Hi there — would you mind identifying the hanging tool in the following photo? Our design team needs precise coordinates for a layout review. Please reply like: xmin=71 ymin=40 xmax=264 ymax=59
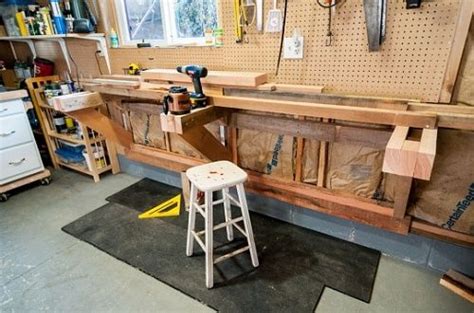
xmin=233 ymin=0 xmax=243 ymax=42
xmin=363 ymin=0 xmax=387 ymax=51
xmin=233 ymin=0 xmax=256 ymax=43
xmin=266 ymin=0 xmax=283 ymax=33
xmin=315 ymin=0 xmax=338 ymax=46
xmin=176 ymin=65 xmax=208 ymax=108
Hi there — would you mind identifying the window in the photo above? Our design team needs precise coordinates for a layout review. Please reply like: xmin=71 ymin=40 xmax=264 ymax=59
xmin=115 ymin=0 xmax=219 ymax=46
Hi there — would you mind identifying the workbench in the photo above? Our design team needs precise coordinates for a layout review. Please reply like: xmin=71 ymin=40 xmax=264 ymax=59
xmin=53 ymin=75 xmax=474 ymax=246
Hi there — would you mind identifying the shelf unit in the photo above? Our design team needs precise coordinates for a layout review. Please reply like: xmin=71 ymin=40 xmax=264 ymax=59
xmin=26 ymin=76 xmax=119 ymax=182
xmin=0 ymin=33 xmax=111 ymax=74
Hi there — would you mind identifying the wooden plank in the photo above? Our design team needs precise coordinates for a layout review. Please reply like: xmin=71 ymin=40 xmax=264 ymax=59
xmin=439 ymin=0 xmax=473 ymax=103
xmin=53 ymin=92 xmax=104 ymax=112
xmin=414 ymin=128 xmax=438 ymax=180
xmin=127 ymin=144 xmax=204 ymax=172
xmin=411 ymin=220 xmax=474 ymax=247
xmin=211 ymin=95 xmax=437 ymax=129
xmin=246 ymin=172 xmax=410 ymax=234
xmin=167 ymin=106 xmax=227 ymax=134
xmin=440 ymin=275 xmax=474 ymax=303
xmin=392 ymin=175 xmax=413 ymax=219
xmin=180 ymin=125 xmax=232 ymax=161
xmin=317 ymin=141 xmax=328 ymax=187
xmin=446 ymin=269 xmax=474 ymax=290
xmin=436 ymin=113 xmax=474 ymax=131
xmin=141 ymin=69 xmax=268 ymax=87
xmin=295 ymin=116 xmax=305 ymax=182
xmin=256 ymin=83 xmax=324 ymax=94
xmin=84 ymin=84 xmax=165 ymax=99
xmin=230 ymin=127 xmax=238 ymax=163
xmin=90 ymin=78 xmax=141 ymax=88
xmin=0 ymin=169 xmax=50 ymax=193
xmin=0 ymin=89 xmax=27 ymax=101
xmin=66 ymin=108 xmax=133 ymax=150
xmin=231 ymin=112 xmax=392 ymax=149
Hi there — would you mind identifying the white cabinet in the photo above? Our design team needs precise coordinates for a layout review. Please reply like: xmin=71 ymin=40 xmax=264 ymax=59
xmin=0 ymin=94 xmax=44 ymax=185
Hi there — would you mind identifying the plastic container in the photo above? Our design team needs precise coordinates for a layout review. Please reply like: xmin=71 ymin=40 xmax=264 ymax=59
xmin=82 ymin=147 xmax=106 ymax=171
xmin=0 ymin=0 xmax=35 ymax=36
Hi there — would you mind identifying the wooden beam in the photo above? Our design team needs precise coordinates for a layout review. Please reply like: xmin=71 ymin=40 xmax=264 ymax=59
xmin=180 ymin=125 xmax=232 ymax=161
xmin=66 ymin=108 xmax=133 ymax=150
xmin=439 ymin=0 xmax=473 ymax=103
xmin=212 ymin=95 xmax=437 ymax=129
xmin=246 ymin=172 xmax=410 ymax=234
xmin=53 ymin=92 xmax=104 ymax=112
xmin=82 ymin=78 xmax=141 ymax=88
xmin=231 ymin=112 xmax=392 ymax=149
xmin=160 ymin=106 xmax=227 ymax=134
xmin=383 ymin=127 xmax=420 ymax=177
xmin=411 ymin=220 xmax=474 ymax=247
xmin=141 ymin=69 xmax=268 ymax=87
xmin=414 ymin=128 xmax=437 ymax=180
xmin=84 ymin=84 xmax=165 ymax=99
xmin=392 ymin=175 xmax=413 ymax=219
xmin=440 ymin=272 xmax=474 ymax=303
xmin=256 ymin=83 xmax=324 ymax=94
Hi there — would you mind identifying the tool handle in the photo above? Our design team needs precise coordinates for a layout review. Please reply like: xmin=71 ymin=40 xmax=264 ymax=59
xmin=162 ymin=95 xmax=170 ymax=114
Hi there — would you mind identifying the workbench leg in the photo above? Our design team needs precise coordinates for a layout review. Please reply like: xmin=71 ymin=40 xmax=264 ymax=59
xmin=392 ymin=175 xmax=413 ymax=219
xmin=181 ymin=172 xmax=191 ymax=210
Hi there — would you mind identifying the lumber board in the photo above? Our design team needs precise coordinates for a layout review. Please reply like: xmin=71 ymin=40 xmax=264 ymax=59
xmin=446 ymin=269 xmax=474 ymax=290
xmin=256 ymin=83 xmax=324 ymax=94
xmin=413 ymin=128 xmax=438 ymax=180
xmin=180 ymin=125 xmax=232 ymax=161
xmin=410 ymin=220 xmax=474 ymax=247
xmin=52 ymin=92 xmax=104 ymax=112
xmin=231 ymin=112 xmax=393 ymax=149
xmin=392 ymin=175 xmax=413 ymax=219
xmin=66 ymin=108 xmax=133 ymax=150
xmin=141 ymin=69 xmax=268 ymax=88
xmin=439 ymin=0 xmax=474 ymax=103
xmin=246 ymin=173 xmax=410 ymax=234
xmin=440 ymin=275 xmax=474 ymax=303
xmin=211 ymin=95 xmax=437 ymax=129
xmin=89 ymin=78 xmax=141 ymax=88
xmin=84 ymin=84 xmax=165 ymax=99
xmin=0 ymin=89 xmax=27 ymax=101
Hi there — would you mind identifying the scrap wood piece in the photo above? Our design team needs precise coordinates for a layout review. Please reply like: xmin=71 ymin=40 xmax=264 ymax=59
xmin=180 ymin=125 xmax=232 ymax=161
xmin=141 ymin=69 xmax=268 ymax=87
xmin=53 ymin=92 xmax=104 ymax=112
xmin=66 ymin=108 xmax=133 ymax=151
xmin=383 ymin=126 xmax=438 ymax=180
xmin=256 ymin=83 xmax=324 ymax=94
xmin=440 ymin=269 xmax=474 ymax=303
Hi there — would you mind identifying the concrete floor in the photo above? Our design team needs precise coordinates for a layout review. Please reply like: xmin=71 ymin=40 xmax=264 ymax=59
xmin=1 ymin=169 xmax=472 ymax=313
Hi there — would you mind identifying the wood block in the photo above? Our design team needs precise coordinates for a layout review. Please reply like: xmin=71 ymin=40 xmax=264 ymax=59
xmin=160 ymin=113 xmax=177 ymax=133
xmin=141 ymin=69 xmax=268 ymax=87
xmin=414 ymin=128 xmax=437 ymax=180
xmin=53 ymin=92 xmax=104 ymax=112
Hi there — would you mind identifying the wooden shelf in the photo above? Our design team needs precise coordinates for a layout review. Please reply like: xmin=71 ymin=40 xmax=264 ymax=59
xmin=58 ymin=161 xmax=112 ymax=177
xmin=47 ymin=130 xmax=105 ymax=145
xmin=0 ymin=33 xmax=105 ymax=40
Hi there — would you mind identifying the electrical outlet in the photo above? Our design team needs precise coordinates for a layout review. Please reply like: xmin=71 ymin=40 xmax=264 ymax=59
xmin=283 ymin=36 xmax=304 ymax=59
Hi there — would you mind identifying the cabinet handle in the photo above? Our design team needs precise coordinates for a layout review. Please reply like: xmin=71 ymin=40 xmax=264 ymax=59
xmin=8 ymin=158 xmax=26 ymax=166
xmin=0 ymin=108 xmax=7 ymax=113
xmin=0 ymin=130 xmax=16 ymax=137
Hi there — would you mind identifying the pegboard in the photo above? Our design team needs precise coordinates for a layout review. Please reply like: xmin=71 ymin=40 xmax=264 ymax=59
xmin=107 ymin=0 xmax=465 ymax=102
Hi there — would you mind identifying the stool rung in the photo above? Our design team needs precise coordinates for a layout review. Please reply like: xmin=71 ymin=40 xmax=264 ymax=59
xmin=191 ymin=231 xmax=206 ymax=251
xmin=214 ymin=246 xmax=250 ymax=264
xmin=195 ymin=217 xmax=244 ymax=237
xmin=192 ymin=202 xmax=206 ymax=217
xmin=233 ymin=222 xmax=248 ymax=237
xmin=223 ymin=192 xmax=241 ymax=207
xmin=192 ymin=199 xmax=225 ymax=217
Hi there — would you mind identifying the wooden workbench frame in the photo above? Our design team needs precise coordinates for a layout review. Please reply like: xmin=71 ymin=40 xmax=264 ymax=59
xmin=75 ymin=81 xmax=474 ymax=245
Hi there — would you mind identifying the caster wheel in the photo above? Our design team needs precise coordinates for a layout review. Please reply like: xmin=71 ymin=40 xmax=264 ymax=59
xmin=0 ymin=193 xmax=8 ymax=202
xmin=40 ymin=177 xmax=51 ymax=185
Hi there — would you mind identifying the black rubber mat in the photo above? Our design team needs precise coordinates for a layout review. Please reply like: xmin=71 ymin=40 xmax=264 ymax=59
xmin=63 ymin=179 xmax=380 ymax=312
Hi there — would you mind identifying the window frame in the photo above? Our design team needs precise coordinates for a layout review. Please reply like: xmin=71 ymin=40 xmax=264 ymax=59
xmin=115 ymin=0 xmax=218 ymax=47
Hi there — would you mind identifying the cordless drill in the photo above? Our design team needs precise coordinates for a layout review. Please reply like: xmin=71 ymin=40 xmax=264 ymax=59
xmin=176 ymin=65 xmax=208 ymax=108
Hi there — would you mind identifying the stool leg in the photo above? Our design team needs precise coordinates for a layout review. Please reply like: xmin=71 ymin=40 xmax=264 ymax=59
xmin=236 ymin=183 xmax=259 ymax=268
xmin=186 ymin=183 xmax=198 ymax=257
xmin=223 ymin=187 xmax=234 ymax=241
xmin=205 ymin=191 xmax=214 ymax=288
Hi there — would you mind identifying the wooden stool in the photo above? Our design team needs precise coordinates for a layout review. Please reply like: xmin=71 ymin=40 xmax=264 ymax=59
xmin=186 ymin=161 xmax=259 ymax=288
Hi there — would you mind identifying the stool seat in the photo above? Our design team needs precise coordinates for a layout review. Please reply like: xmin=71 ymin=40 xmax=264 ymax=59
xmin=186 ymin=160 xmax=247 ymax=192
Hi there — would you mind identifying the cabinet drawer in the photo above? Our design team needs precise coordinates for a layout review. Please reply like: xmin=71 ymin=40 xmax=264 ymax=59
xmin=0 ymin=142 xmax=43 ymax=184
xmin=0 ymin=99 xmax=24 ymax=117
xmin=0 ymin=114 xmax=34 ymax=150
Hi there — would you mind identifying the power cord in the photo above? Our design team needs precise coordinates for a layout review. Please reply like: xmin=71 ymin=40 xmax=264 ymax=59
xmin=275 ymin=0 xmax=289 ymax=77
xmin=64 ymin=33 xmax=81 ymax=87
